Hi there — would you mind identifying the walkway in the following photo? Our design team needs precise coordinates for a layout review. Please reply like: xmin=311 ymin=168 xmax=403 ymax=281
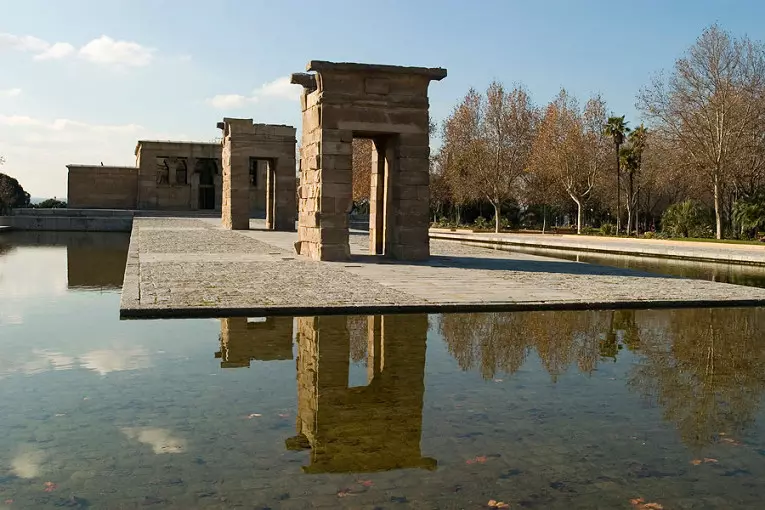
xmin=430 ymin=230 xmax=765 ymax=266
xmin=119 ymin=217 xmax=765 ymax=318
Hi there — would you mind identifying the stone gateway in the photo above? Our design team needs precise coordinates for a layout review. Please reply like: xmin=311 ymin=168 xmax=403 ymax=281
xmin=291 ymin=61 xmax=446 ymax=261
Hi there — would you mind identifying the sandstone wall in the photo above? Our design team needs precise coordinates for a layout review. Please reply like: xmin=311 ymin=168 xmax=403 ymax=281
xmin=67 ymin=165 xmax=138 ymax=209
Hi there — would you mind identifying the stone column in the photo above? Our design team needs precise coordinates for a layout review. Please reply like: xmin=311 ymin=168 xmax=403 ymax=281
xmin=274 ymin=157 xmax=297 ymax=231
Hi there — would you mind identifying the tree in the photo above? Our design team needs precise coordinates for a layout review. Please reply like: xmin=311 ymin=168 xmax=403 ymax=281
xmin=638 ymin=24 xmax=765 ymax=239
xmin=440 ymin=89 xmax=482 ymax=224
xmin=620 ymin=145 xmax=639 ymax=234
xmin=351 ymin=138 xmax=373 ymax=206
xmin=627 ymin=124 xmax=648 ymax=234
xmin=0 ymin=171 xmax=31 ymax=214
xmin=529 ymin=90 xmax=608 ymax=234
xmin=603 ymin=116 xmax=630 ymax=233
xmin=440 ymin=83 xmax=537 ymax=232
xmin=34 ymin=198 xmax=67 ymax=209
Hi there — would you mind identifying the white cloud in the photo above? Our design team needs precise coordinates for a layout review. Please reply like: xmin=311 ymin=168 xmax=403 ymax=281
xmin=0 ymin=115 xmax=143 ymax=133
xmin=0 ymin=32 xmax=154 ymax=67
xmin=79 ymin=35 xmax=154 ymax=67
xmin=0 ymin=113 xmax=188 ymax=197
xmin=206 ymin=76 xmax=299 ymax=110
xmin=34 ymin=42 xmax=75 ymax=60
xmin=0 ymin=33 xmax=49 ymax=53
xmin=207 ymin=93 xmax=254 ymax=109
xmin=0 ymin=88 xmax=22 ymax=97
xmin=256 ymin=76 xmax=299 ymax=101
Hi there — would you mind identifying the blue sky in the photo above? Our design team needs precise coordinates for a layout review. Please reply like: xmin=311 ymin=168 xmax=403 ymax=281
xmin=2 ymin=0 xmax=764 ymax=198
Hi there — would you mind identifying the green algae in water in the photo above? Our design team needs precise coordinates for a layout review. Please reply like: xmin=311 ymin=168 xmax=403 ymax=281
xmin=1 ymin=233 xmax=765 ymax=508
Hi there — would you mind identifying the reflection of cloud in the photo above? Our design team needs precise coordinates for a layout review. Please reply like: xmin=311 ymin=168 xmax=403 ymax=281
xmin=80 ymin=347 xmax=150 ymax=375
xmin=11 ymin=446 xmax=46 ymax=478
xmin=0 ymin=311 xmax=23 ymax=325
xmin=121 ymin=427 xmax=186 ymax=454
xmin=0 ymin=350 xmax=75 ymax=379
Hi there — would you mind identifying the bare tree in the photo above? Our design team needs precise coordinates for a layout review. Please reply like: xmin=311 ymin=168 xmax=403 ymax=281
xmin=529 ymin=90 xmax=608 ymax=234
xmin=638 ymin=24 xmax=765 ymax=239
xmin=439 ymin=83 xmax=537 ymax=232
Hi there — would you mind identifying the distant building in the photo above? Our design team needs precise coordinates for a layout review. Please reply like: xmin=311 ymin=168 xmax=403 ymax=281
xmin=67 ymin=140 xmax=268 ymax=212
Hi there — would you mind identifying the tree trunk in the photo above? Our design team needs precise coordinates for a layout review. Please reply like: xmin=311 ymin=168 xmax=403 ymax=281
xmin=626 ymin=173 xmax=634 ymax=236
xmin=542 ymin=204 xmax=547 ymax=234
xmin=571 ymin=195 xmax=583 ymax=234
xmin=615 ymin=144 xmax=621 ymax=234
xmin=493 ymin=202 xmax=501 ymax=233
xmin=456 ymin=204 xmax=461 ymax=226
xmin=714 ymin=173 xmax=722 ymax=239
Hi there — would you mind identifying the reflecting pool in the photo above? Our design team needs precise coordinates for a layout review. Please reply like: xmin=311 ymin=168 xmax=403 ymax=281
xmin=2 ymin=232 xmax=765 ymax=508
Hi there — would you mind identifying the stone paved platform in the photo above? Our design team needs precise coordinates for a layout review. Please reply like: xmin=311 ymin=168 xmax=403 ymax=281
xmin=120 ymin=217 xmax=765 ymax=318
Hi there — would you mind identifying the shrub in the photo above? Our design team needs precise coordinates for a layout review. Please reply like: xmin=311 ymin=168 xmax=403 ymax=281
xmin=34 ymin=198 xmax=67 ymax=209
xmin=473 ymin=216 xmax=491 ymax=230
xmin=661 ymin=200 xmax=714 ymax=238
xmin=599 ymin=222 xmax=616 ymax=236
xmin=580 ymin=226 xmax=597 ymax=235
xmin=643 ymin=231 xmax=655 ymax=239
xmin=733 ymin=194 xmax=765 ymax=238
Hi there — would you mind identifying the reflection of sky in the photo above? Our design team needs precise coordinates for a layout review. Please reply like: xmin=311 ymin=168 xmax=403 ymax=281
xmin=0 ymin=239 xmax=219 ymax=379
xmin=0 ymin=246 xmax=68 ymax=326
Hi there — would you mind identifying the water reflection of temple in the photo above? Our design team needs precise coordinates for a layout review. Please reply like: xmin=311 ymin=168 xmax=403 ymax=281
xmin=285 ymin=315 xmax=437 ymax=473
xmin=215 ymin=317 xmax=294 ymax=368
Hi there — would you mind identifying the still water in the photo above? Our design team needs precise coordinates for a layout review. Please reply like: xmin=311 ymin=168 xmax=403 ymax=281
xmin=2 ymin=232 xmax=765 ymax=509
xmin=477 ymin=243 xmax=765 ymax=289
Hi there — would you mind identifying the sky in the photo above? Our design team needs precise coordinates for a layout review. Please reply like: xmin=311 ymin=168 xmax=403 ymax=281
xmin=2 ymin=0 xmax=765 ymax=199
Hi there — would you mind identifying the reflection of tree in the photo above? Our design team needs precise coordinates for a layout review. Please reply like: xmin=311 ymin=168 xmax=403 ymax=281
xmin=439 ymin=310 xmax=612 ymax=380
xmin=628 ymin=308 xmax=765 ymax=447
xmin=440 ymin=313 xmax=529 ymax=380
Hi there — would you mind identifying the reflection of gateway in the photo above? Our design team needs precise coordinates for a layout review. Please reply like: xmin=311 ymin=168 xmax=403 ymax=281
xmin=215 ymin=317 xmax=294 ymax=368
xmin=286 ymin=315 xmax=437 ymax=473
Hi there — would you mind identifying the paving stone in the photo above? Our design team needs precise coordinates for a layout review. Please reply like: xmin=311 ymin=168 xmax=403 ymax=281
xmin=120 ymin=218 xmax=765 ymax=318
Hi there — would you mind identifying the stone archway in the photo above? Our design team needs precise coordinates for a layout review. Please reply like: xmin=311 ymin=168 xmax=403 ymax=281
xmin=291 ymin=61 xmax=446 ymax=261
xmin=218 ymin=118 xmax=297 ymax=231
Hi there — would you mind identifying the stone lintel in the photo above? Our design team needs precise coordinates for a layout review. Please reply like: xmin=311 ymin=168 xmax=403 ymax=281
xmin=291 ymin=73 xmax=317 ymax=91
xmin=306 ymin=61 xmax=447 ymax=81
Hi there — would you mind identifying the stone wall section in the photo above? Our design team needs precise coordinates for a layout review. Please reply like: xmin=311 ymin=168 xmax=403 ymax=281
xmin=67 ymin=165 xmax=138 ymax=209
xmin=135 ymin=141 xmax=223 ymax=211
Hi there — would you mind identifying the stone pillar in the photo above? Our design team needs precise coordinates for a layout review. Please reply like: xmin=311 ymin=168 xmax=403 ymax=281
xmin=265 ymin=161 xmax=274 ymax=229
xmin=389 ymin=133 xmax=430 ymax=260
xmin=369 ymin=140 xmax=387 ymax=255
xmin=295 ymin=105 xmax=353 ymax=260
xmin=221 ymin=119 xmax=255 ymax=230
xmin=274 ymin=158 xmax=297 ymax=231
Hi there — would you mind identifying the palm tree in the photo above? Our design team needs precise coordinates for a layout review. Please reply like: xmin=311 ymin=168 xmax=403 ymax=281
xmin=603 ymin=116 xmax=630 ymax=233
xmin=620 ymin=146 xmax=639 ymax=235
xmin=628 ymin=124 xmax=648 ymax=234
